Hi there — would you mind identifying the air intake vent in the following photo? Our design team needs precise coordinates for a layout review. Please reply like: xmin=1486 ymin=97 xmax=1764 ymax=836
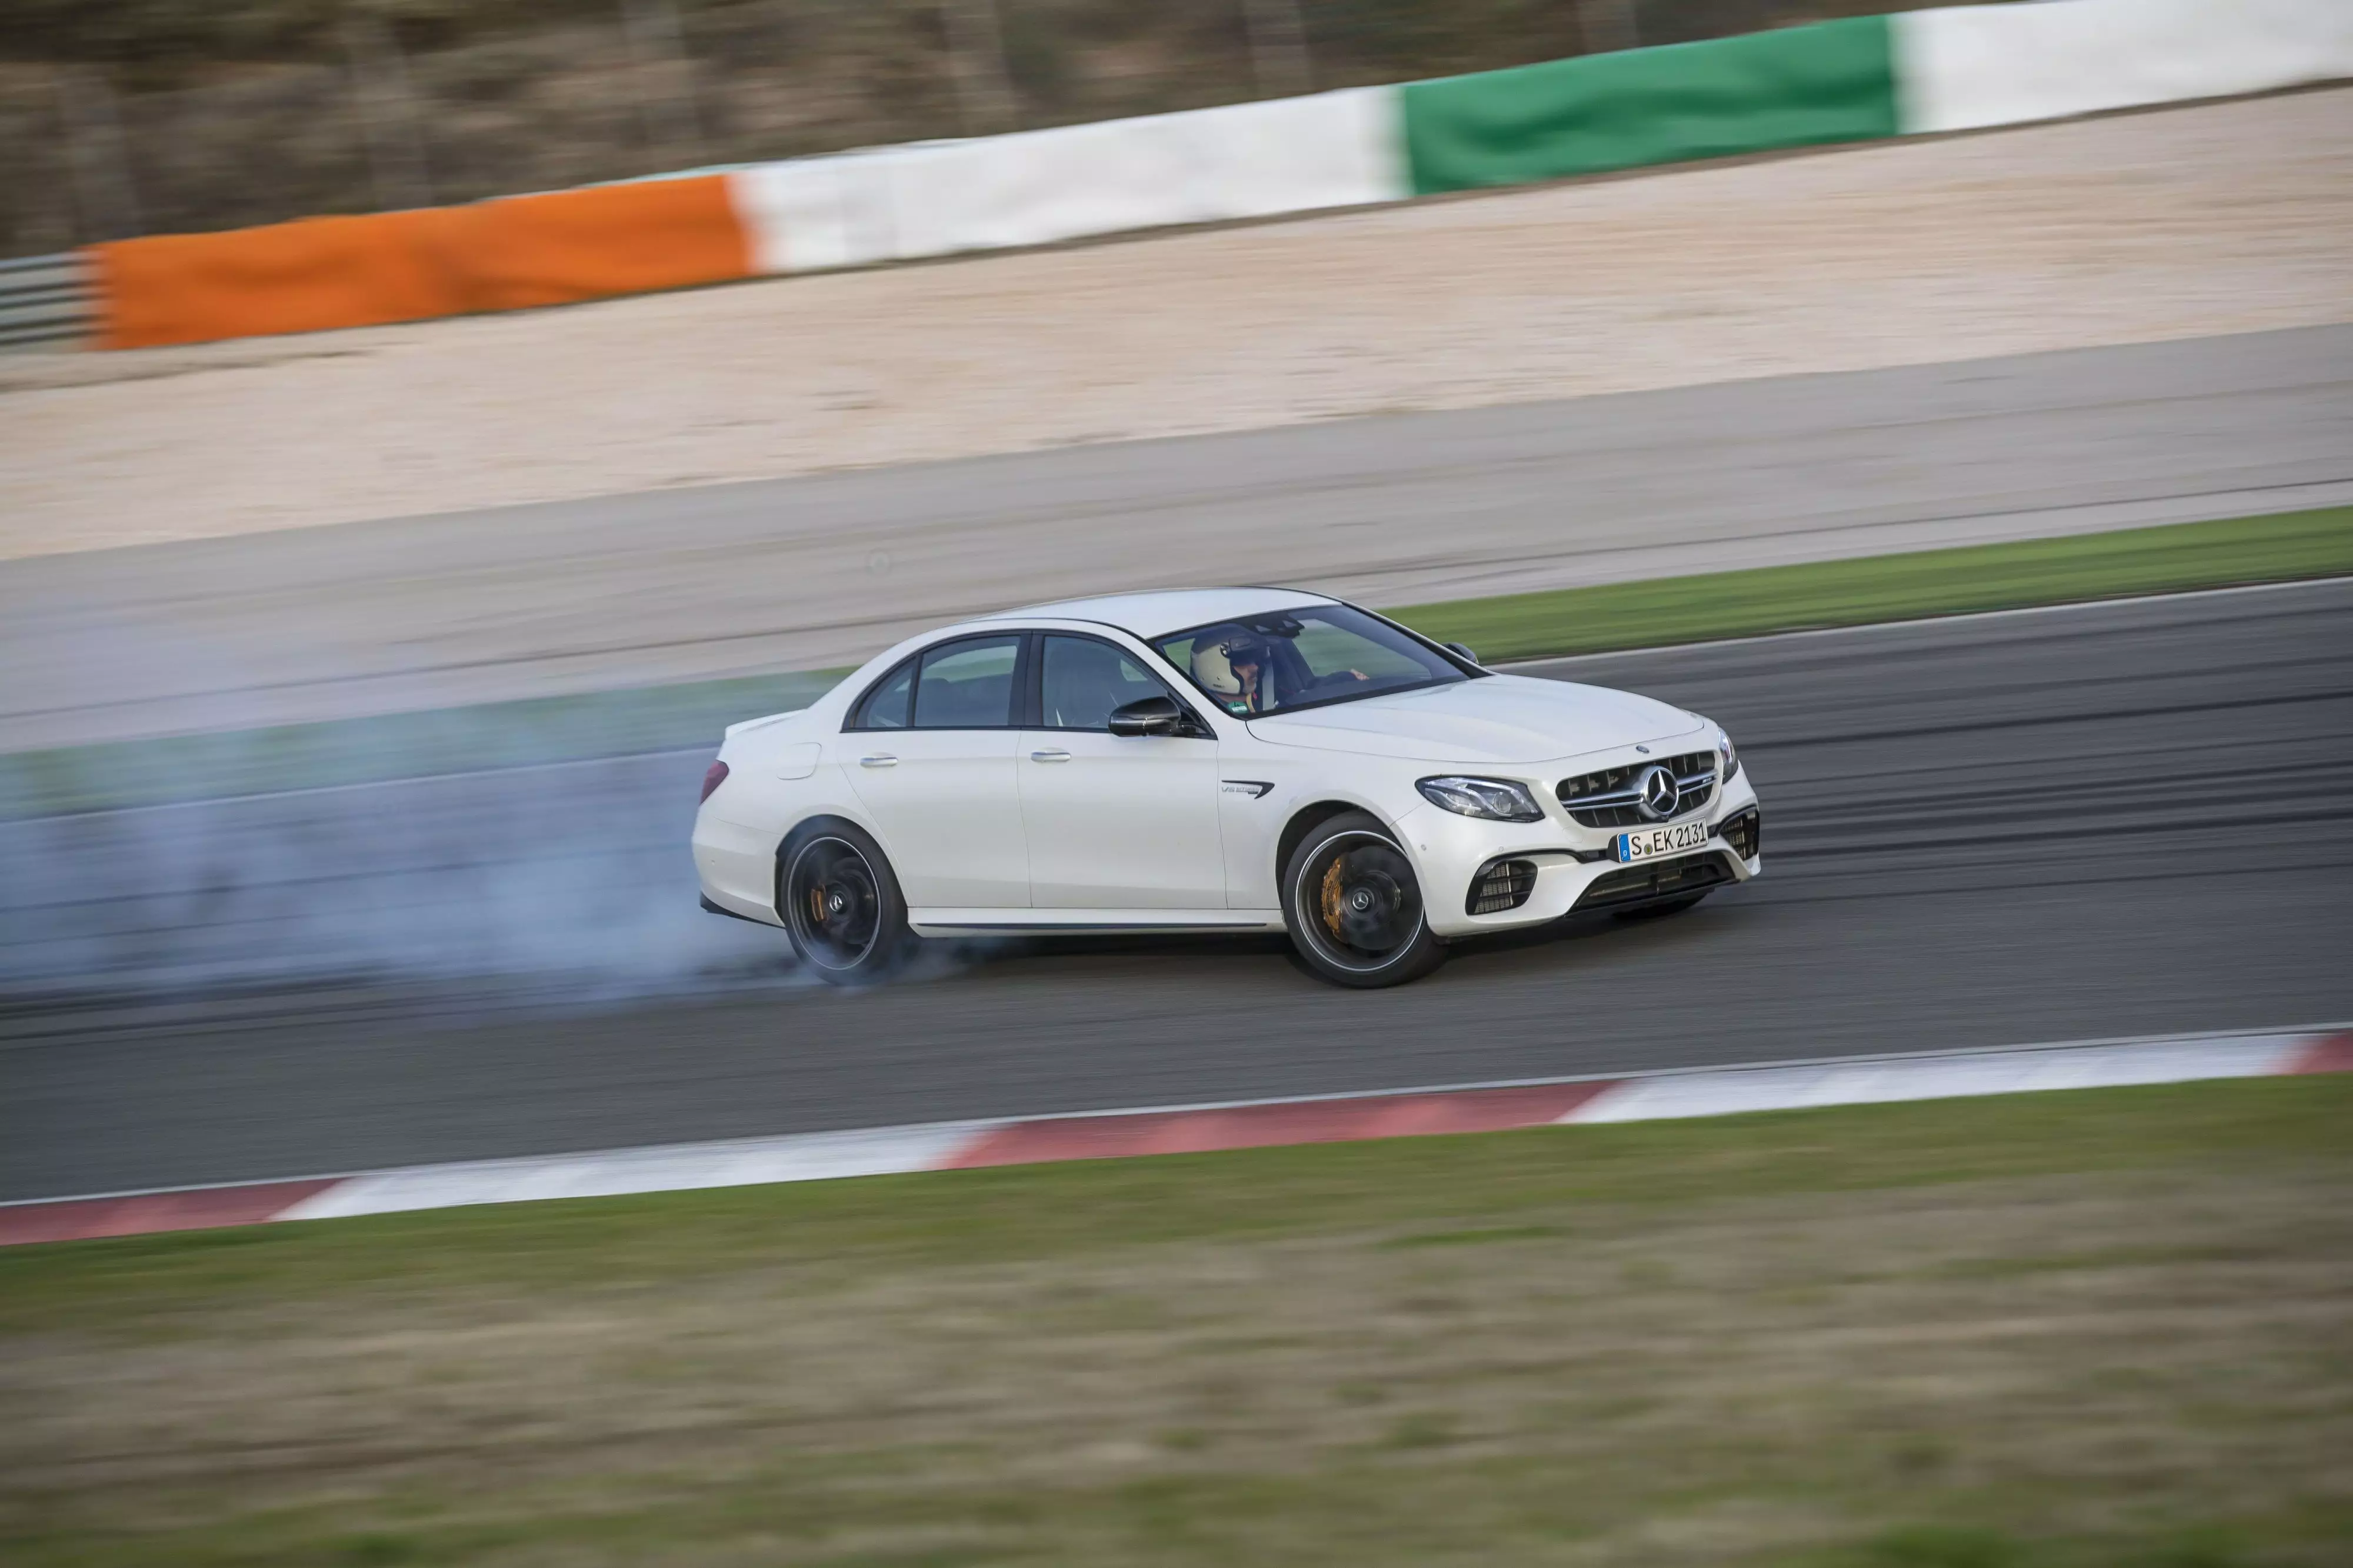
xmin=1575 ymin=852 xmax=1735 ymax=912
xmin=1556 ymin=751 xmax=1715 ymax=828
xmin=1467 ymin=858 xmax=1537 ymax=916
xmin=1719 ymin=807 xmax=1761 ymax=860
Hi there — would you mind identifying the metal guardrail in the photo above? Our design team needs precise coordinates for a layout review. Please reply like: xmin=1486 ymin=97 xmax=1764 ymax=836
xmin=0 ymin=253 xmax=95 ymax=352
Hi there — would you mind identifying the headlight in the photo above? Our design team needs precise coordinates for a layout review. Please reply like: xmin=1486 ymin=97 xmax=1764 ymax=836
xmin=1717 ymin=726 xmax=1740 ymax=784
xmin=1417 ymin=776 xmax=1544 ymax=823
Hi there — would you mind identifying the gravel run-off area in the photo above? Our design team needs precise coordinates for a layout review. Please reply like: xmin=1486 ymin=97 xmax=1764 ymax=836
xmin=2 ymin=87 xmax=2349 ymax=562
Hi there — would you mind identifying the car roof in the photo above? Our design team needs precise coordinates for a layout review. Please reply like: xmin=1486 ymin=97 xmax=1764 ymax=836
xmin=990 ymin=586 xmax=1339 ymax=640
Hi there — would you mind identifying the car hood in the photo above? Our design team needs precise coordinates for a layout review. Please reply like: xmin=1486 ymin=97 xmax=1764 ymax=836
xmin=1247 ymin=675 xmax=1704 ymax=764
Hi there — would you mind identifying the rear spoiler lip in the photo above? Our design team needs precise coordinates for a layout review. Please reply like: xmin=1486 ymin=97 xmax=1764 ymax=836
xmin=722 ymin=708 xmax=808 ymax=743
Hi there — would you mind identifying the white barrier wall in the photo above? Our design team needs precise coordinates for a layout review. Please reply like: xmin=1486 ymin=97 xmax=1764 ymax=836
xmin=732 ymin=86 xmax=1408 ymax=275
xmin=735 ymin=3 xmax=2353 ymax=279
xmin=1896 ymin=0 xmax=2353 ymax=135
xmin=72 ymin=4 xmax=2353 ymax=349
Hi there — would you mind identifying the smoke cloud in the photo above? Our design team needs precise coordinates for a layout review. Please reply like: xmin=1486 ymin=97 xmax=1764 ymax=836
xmin=0 ymin=748 xmax=795 ymax=1002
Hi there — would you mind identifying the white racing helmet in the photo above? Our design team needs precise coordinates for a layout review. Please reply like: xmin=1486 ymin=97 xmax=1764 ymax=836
xmin=1191 ymin=629 xmax=1271 ymax=701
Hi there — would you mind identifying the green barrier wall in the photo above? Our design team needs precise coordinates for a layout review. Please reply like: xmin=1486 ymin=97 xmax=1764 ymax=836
xmin=1402 ymin=16 xmax=1899 ymax=195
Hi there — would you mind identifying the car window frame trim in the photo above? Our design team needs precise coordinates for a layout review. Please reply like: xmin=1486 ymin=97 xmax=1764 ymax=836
xmin=842 ymin=631 xmax=1031 ymax=733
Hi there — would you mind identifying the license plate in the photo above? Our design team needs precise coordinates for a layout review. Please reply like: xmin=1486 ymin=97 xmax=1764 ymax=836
xmin=1615 ymin=819 xmax=1711 ymax=863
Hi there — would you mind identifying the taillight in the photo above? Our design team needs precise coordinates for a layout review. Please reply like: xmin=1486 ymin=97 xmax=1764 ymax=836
xmin=699 ymin=760 xmax=729 ymax=803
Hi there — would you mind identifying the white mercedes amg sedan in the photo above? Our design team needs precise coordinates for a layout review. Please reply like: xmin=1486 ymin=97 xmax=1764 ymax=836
xmin=693 ymin=588 xmax=1760 ymax=987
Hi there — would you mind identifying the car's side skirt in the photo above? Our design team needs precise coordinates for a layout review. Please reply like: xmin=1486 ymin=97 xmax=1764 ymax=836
xmin=909 ymin=909 xmax=1284 ymax=936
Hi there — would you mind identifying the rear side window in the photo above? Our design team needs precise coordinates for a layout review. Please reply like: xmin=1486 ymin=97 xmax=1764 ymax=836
xmin=912 ymin=636 xmax=1021 ymax=728
xmin=849 ymin=659 xmax=915 ymax=730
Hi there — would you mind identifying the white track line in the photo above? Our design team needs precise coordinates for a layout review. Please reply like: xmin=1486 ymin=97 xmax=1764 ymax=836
xmin=1564 ymin=1033 xmax=2316 ymax=1123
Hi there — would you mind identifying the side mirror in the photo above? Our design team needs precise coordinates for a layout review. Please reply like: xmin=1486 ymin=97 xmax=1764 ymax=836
xmin=1443 ymin=642 xmax=1481 ymax=666
xmin=1108 ymin=694 xmax=1190 ymax=737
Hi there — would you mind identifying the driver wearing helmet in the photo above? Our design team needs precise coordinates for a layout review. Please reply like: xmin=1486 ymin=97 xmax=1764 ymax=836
xmin=1192 ymin=629 xmax=1274 ymax=715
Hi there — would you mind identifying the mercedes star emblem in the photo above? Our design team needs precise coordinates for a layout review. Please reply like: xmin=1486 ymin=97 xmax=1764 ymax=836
xmin=1635 ymin=763 xmax=1679 ymax=820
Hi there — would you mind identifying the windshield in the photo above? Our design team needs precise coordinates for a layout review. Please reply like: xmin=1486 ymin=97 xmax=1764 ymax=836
xmin=1154 ymin=604 xmax=1469 ymax=718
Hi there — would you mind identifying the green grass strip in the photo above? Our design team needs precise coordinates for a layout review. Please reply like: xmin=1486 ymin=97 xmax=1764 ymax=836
xmin=8 ymin=1074 xmax=2348 ymax=1567
xmin=3 ymin=1073 xmax=2345 ymax=1332
xmin=3 ymin=506 xmax=2344 ymax=818
xmin=1390 ymin=504 xmax=2353 ymax=664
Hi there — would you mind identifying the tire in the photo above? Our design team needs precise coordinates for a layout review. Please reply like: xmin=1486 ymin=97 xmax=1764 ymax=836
xmin=778 ymin=821 xmax=910 ymax=986
xmin=1612 ymin=890 xmax=1710 ymax=922
xmin=1282 ymin=812 xmax=1447 ymax=989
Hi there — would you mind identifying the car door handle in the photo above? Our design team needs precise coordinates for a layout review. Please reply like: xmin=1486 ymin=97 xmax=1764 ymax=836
xmin=1029 ymin=749 xmax=1071 ymax=763
xmin=858 ymin=754 xmax=898 ymax=768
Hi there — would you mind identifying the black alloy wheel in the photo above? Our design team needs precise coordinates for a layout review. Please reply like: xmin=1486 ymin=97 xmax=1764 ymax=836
xmin=779 ymin=823 xmax=908 ymax=985
xmin=1284 ymin=812 xmax=1447 ymax=988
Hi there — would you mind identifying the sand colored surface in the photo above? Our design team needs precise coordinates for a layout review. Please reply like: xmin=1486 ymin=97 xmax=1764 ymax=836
xmin=3 ymin=88 xmax=2349 ymax=561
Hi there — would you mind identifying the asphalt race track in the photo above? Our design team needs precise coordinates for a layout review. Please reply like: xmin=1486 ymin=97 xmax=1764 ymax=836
xmin=7 ymin=580 xmax=2349 ymax=1202
xmin=7 ymin=325 xmax=2349 ymax=749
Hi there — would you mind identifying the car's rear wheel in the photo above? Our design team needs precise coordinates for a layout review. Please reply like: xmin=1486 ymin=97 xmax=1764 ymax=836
xmin=779 ymin=822 xmax=908 ymax=985
xmin=1283 ymin=812 xmax=1447 ymax=989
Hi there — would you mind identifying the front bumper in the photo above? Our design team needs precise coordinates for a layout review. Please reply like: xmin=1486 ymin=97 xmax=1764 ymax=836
xmin=1400 ymin=774 xmax=1762 ymax=939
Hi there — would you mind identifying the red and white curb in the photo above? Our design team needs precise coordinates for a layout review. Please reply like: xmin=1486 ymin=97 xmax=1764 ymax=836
xmin=6 ymin=1025 xmax=2347 ymax=1249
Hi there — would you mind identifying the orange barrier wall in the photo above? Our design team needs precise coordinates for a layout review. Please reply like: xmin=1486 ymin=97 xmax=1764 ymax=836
xmin=92 ymin=175 xmax=749 ymax=350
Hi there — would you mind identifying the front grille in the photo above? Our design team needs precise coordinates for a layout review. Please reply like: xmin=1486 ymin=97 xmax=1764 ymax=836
xmin=1574 ymin=852 xmax=1735 ymax=911
xmin=1556 ymin=750 xmax=1716 ymax=828
xmin=1719 ymin=806 xmax=1761 ymax=860
xmin=1467 ymin=858 xmax=1537 ymax=916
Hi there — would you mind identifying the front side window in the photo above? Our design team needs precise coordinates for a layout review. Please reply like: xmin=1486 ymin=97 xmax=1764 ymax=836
xmin=1154 ymin=605 xmax=1467 ymax=717
xmin=1038 ymin=635 xmax=1174 ymax=730
xmin=911 ymin=635 xmax=1021 ymax=728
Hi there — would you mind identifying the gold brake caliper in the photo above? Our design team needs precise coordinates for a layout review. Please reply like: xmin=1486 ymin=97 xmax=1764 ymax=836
xmin=1319 ymin=856 xmax=1347 ymax=936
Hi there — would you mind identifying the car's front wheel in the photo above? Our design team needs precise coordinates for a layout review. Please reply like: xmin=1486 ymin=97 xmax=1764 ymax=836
xmin=779 ymin=821 xmax=909 ymax=985
xmin=1283 ymin=812 xmax=1447 ymax=989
